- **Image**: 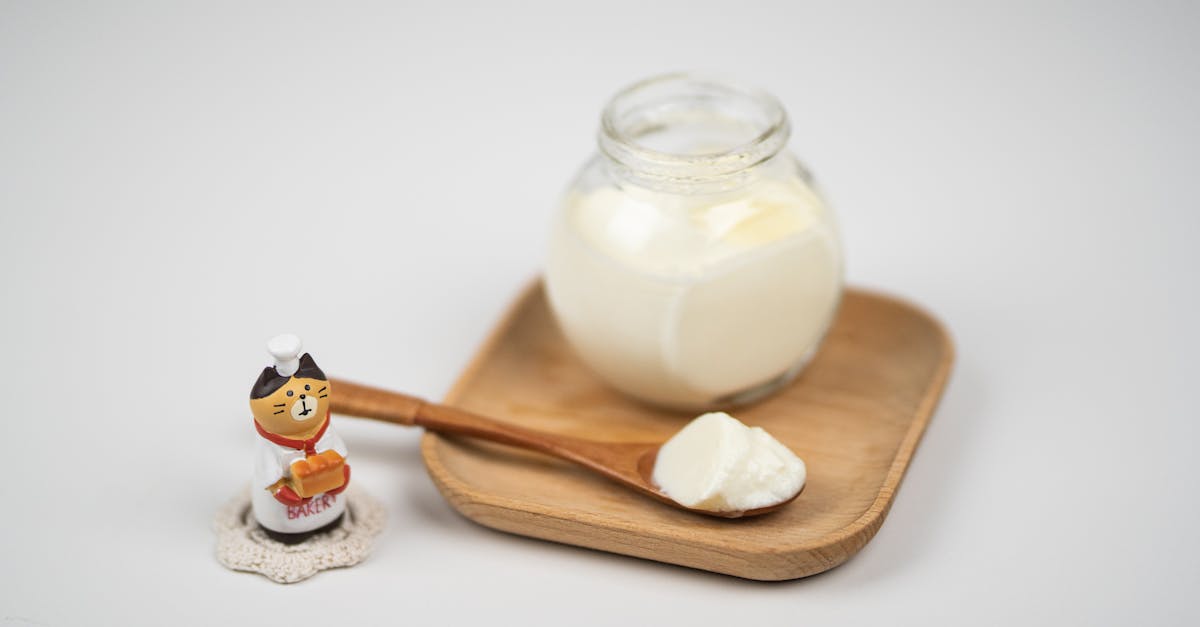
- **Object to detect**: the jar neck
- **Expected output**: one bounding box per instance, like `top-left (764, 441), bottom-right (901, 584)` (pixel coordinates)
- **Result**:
top-left (597, 73), bottom-right (791, 195)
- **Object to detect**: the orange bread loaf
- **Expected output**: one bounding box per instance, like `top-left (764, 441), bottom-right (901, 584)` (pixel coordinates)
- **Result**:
top-left (289, 450), bottom-right (346, 498)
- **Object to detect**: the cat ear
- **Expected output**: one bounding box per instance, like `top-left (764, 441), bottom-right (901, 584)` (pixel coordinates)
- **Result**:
top-left (295, 353), bottom-right (327, 381)
top-left (251, 366), bottom-right (289, 399)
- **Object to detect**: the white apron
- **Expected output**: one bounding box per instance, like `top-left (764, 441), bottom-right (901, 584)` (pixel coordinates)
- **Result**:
top-left (251, 416), bottom-right (348, 534)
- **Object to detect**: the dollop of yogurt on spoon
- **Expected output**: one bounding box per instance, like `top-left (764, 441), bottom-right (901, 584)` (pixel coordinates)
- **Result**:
top-left (651, 412), bottom-right (806, 513)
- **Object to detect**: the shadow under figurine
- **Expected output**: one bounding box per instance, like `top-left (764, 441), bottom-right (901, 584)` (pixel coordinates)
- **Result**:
top-left (249, 334), bottom-right (350, 544)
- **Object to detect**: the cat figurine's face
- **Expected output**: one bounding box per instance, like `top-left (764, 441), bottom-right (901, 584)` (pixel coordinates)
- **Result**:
top-left (250, 353), bottom-right (330, 437)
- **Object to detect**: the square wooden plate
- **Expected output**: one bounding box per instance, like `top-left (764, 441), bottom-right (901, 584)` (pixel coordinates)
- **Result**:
top-left (420, 281), bottom-right (953, 580)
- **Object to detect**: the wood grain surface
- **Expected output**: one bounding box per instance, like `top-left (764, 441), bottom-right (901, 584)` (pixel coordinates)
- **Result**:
top-left (420, 281), bottom-right (954, 581)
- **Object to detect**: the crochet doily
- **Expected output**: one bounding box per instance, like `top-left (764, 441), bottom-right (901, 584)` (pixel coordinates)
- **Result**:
top-left (214, 485), bottom-right (386, 583)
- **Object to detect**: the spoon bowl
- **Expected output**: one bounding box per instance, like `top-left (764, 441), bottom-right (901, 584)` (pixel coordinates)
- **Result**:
top-left (329, 378), bottom-right (798, 518)
top-left (632, 446), bottom-right (803, 518)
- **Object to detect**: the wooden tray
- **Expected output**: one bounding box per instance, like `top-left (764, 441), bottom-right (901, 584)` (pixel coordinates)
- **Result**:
top-left (420, 281), bottom-right (954, 580)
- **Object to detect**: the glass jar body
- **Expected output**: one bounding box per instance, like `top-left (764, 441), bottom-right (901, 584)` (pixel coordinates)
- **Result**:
top-left (546, 149), bottom-right (843, 410)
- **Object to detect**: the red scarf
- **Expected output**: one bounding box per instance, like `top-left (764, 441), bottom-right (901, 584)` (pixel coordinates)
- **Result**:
top-left (254, 411), bottom-right (330, 456)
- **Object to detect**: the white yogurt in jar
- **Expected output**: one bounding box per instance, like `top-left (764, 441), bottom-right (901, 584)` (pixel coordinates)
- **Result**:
top-left (546, 173), bottom-right (842, 408)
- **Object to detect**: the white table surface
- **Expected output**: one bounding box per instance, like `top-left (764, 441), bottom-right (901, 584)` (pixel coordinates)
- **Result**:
top-left (2, 1), bottom-right (1197, 625)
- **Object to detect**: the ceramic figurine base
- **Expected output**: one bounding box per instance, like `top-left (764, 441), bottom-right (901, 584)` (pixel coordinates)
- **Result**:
top-left (214, 486), bottom-right (385, 583)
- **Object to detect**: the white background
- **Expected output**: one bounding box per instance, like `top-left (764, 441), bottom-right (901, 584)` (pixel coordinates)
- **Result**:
top-left (1, 1), bottom-right (1197, 625)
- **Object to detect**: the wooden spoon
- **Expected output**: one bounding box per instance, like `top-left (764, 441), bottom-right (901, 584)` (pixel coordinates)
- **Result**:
top-left (328, 378), bottom-right (799, 518)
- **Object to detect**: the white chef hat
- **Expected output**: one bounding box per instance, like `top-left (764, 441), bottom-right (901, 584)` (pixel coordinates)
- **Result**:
top-left (266, 333), bottom-right (303, 377)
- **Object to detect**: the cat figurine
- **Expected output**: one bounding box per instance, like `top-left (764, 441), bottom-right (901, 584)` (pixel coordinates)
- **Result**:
top-left (248, 334), bottom-right (350, 543)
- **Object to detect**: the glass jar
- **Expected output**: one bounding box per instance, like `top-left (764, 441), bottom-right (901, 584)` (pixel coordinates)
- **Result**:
top-left (545, 73), bottom-right (844, 410)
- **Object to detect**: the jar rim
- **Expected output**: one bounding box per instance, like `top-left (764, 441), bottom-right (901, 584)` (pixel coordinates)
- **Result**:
top-left (598, 72), bottom-right (791, 186)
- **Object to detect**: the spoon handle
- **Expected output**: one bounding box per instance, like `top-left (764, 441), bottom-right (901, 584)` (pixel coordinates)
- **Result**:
top-left (329, 377), bottom-right (579, 459)
top-left (328, 378), bottom-right (426, 426)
